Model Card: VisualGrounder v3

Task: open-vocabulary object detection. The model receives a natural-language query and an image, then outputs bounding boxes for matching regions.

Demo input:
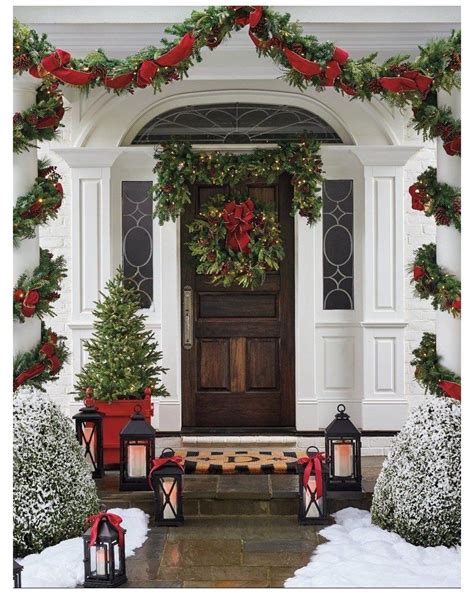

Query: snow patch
[17,508,149,588]
[285,507,460,588]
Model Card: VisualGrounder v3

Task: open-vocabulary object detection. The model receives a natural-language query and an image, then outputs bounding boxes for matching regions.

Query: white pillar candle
[95,547,107,576]
[127,444,147,477]
[163,478,177,519]
[304,476,320,518]
[334,442,353,477]
[82,426,96,465]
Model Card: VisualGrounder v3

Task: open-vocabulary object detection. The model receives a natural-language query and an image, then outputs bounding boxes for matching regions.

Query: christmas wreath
[411,332,461,400]
[13,323,69,391]
[187,195,285,288]
[409,166,460,230]
[13,160,64,245]
[14,248,67,322]
[410,243,461,318]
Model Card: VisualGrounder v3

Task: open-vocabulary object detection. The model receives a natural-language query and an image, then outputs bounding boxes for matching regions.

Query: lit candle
[163,478,177,519]
[304,476,320,518]
[127,444,146,477]
[334,442,353,477]
[96,547,107,576]
[82,426,96,466]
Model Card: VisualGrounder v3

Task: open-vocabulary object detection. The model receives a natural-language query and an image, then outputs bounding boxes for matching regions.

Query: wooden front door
[181,174,295,429]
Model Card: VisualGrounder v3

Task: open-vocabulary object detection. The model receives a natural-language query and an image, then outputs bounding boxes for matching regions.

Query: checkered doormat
[174,449,305,474]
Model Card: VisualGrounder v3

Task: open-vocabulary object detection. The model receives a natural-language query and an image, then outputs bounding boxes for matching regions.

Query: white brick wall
[36,110,436,420]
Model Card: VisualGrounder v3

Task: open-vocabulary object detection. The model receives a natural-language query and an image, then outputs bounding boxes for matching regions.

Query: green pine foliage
[74,268,168,402]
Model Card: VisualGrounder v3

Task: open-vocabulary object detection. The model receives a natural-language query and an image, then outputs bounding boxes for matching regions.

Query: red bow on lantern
[409,183,427,211]
[222,199,255,253]
[86,512,126,547]
[438,380,461,401]
[413,265,425,281]
[30,49,95,86]
[297,452,326,496]
[147,455,184,489]
[21,289,40,318]
[379,70,432,96]
[443,136,461,157]
[155,33,195,68]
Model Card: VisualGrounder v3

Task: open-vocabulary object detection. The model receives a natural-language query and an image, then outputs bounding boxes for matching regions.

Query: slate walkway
[96,456,383,588]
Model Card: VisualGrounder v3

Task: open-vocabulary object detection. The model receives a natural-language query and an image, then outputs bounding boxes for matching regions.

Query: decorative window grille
[121,181,154,309]
[132,103,343,145]
[322,180,354,310]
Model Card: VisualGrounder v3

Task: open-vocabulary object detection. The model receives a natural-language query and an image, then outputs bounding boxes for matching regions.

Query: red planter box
[92,393,154,466]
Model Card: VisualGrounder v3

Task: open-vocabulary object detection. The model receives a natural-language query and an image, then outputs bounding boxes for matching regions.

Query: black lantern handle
[306,445,319,457]
[99,502,108,513]
[337,404,346,413]
[160,447,175,458]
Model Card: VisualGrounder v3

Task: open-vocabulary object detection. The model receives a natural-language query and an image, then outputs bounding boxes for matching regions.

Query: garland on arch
[13,323,69,391]
[411,332,461,401]
[409,166,460,229]
[13,248,67,322]
[187,194,284,288]
[152,139,324,225]
[13,160,64,245]
[411,243,460,318]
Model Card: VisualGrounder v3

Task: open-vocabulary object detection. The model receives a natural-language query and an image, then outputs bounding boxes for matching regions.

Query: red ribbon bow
[379,70,432,96]
[443,136,461,157]
[409,183,427,211]
[155,33,195,67]
[137,60,159,88]
[230,6,263,28]
[413,265,425,281]
[438,380,461,401]
[87,512,125,547]
[148,455,184,489]
[222,199,255,253]
[21,289,40,318]
[30,49,95,86]
[14,332,63,390]
[297,452,326,497]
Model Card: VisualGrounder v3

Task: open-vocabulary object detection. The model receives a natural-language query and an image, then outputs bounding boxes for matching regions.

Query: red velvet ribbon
[452,297,461,312]
[21,289,40,318]
[104,72,134,89]
[137,60,159,88]
[337,82,358,96]
[14,362,47,389]
[155,33,195,67]
[230,6,263,28]
[443,136,461,156]
[13,333,63,389]
[297,453,326,497]
[409,183,427,211]
[413,265,425,280]
[379,71,432,95]
[222,199,254,253]
[438,380,461,401]
[322,60,342,86]
[332,47,349,65]
[87,512,125,547]
[284,47,322,77]
[30,49,95,86]
[148,455,184,489]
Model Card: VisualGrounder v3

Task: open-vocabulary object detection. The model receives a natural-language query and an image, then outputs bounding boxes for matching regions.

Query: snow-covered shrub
[371,396,460,547]
[14,387,100,556]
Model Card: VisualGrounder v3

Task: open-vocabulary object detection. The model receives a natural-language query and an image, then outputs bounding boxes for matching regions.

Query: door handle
[183,285,193,350]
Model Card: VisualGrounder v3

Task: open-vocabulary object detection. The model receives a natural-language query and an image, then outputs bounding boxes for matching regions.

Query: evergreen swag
[409,166,460,229]
[187,194,285,288]
[13,160,64,245]
[411,332,461,399]
[13,322,69,391]
[74,268,168,402]
[152,139,324,225]
[411,243,461,318]
[14,248,66,322]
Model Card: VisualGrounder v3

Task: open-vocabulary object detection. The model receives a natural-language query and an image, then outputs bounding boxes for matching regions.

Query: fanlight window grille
[132,103,343,144]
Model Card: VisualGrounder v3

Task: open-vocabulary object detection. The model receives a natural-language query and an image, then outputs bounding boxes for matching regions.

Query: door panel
[181,174,295,429]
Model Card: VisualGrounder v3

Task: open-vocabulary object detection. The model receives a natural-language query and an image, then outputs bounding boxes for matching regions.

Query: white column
[436,89,461,375]
[13,75,41,355]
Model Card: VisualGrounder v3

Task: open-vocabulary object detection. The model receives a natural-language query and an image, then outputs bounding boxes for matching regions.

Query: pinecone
[13,53,31,72]
[47,292,61,301]
[162,183,173,193]
[166,69,180,82]
[90,63,108,80]
[433,122,453,141]
[448,51,461,72]
[250,17,268,38]
[206,27,222,49]
[13,112,23,126]
[26,113,38,126]
[367,78,383,94]
[388,62,410,75]
[452,196,461,215]
[290,42,304,55]
[434,207,451,226]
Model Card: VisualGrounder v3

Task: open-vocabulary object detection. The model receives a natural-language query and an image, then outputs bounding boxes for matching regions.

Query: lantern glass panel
[92,544,108,577]
[304,475,323,519]
[159,477,179,520]
[332,439,355,478]
[126,441,148,478]
[82,422,97,468]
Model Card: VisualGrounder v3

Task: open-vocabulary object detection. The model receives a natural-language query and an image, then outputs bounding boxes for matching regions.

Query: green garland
[13,323,69,391]
[411,92,461,144]
[152,139,324,225]
[13,83,64,154]
[187,194,285,288]
[410,243,461,318]
[410,166,460,230]
[411,332,460,397]
[14,248,67,322]
[13,160,64,246]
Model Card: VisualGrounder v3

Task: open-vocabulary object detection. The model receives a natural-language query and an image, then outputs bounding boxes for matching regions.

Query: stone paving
[96,456,383,588]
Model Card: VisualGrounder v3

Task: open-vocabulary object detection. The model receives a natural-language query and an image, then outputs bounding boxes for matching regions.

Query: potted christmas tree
[74,268,168,465]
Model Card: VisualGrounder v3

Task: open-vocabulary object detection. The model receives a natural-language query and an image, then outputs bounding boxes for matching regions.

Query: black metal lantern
[150,448,184,527]
[297,446,329,525]
[83,507,127,588]
[325,403,362,491]
[73,397,104,479]
[119,405,155,491]
[13,560,23,588]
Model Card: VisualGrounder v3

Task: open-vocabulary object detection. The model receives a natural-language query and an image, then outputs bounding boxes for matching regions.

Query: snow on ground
[285,507,460,588]
[17,508,149,588]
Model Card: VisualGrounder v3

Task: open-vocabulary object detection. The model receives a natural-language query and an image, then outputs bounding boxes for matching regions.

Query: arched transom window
[132,102,343,144]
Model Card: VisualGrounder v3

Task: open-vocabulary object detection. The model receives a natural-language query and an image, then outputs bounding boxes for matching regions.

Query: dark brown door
[181,174,295,429]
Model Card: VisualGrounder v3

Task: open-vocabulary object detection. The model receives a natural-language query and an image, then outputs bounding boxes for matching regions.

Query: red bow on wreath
[297,452,326,496]
[20,289,40,318]
[409,183,427,211]
[147,455,184,489]
[443,136,461,157]
[222,199,255,253]
[30,48,95,86]
[14,331,62,389]
[86,512,125,547]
